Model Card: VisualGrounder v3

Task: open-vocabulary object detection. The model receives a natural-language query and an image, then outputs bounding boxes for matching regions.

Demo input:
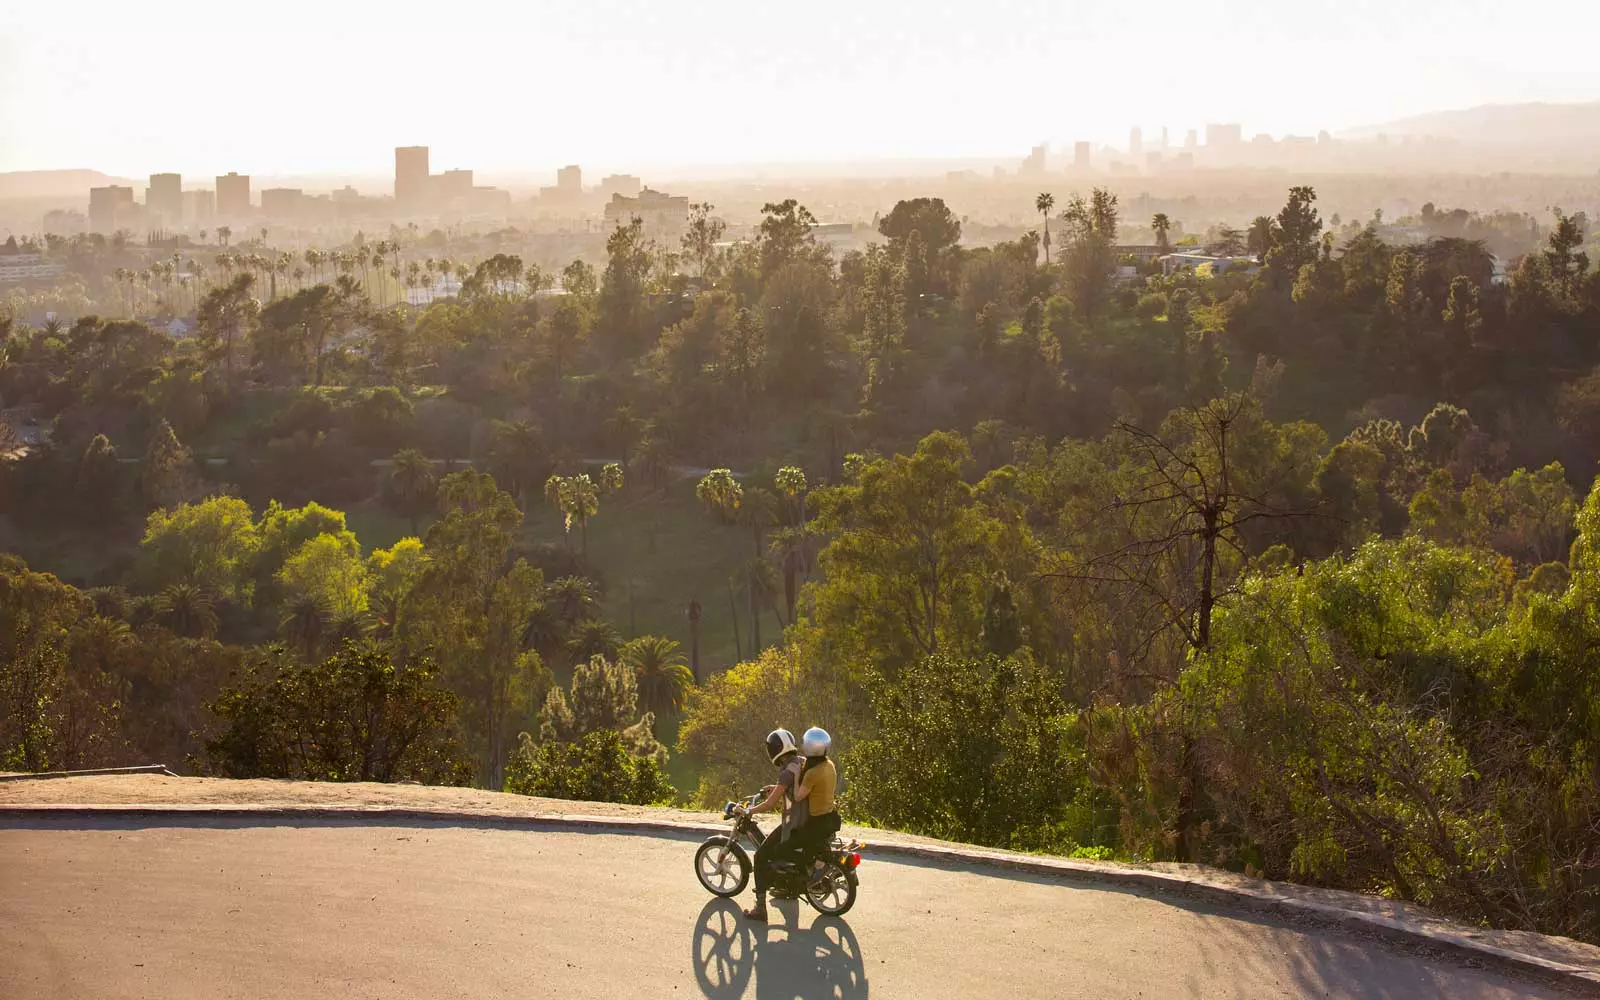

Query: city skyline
[5,0,1600,176]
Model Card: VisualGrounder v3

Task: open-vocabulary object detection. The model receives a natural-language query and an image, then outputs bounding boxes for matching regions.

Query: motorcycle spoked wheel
[694,837,752,897]
[804,863,858,915]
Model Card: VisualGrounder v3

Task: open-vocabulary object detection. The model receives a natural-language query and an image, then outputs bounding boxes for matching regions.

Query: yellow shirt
[800,759,837,815]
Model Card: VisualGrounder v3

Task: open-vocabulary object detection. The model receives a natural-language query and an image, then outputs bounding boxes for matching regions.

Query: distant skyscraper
[1160,126,1169,150]
[395,146,430,211]
[557,164,582,195]
[1205,123,1243,147]
[1185,129,1199,150]
[147,173,182,226]
[184,189,215,224]
[216,172,251,216]
[1073,141,1091,172]
[434,168,474,206]
[88,185,134,234]
[601,174,642,199]
[1129,127,1143,157]
[1019,145,1047,176]
[260,188,304,219]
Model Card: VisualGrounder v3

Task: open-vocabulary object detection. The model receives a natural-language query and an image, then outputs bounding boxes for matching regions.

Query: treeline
[4,182,1600,939]
[681,401,1600,942]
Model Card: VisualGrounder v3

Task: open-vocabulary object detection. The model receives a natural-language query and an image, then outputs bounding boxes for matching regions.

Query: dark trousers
[753,811,842,894]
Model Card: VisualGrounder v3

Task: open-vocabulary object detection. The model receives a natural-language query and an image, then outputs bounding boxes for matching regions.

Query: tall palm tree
[1152,213,1172,251]
[153,583,219,639]
[620,636,694,717]
[387,448,437,534]
[1036,192,1055,266]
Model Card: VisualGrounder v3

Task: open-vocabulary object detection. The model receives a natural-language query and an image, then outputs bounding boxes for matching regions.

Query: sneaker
[743,900,768,922]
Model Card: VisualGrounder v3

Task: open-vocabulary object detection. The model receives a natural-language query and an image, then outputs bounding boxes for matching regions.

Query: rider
[789,727,842,876]
[741,726,841,922]
[740,728,806,922]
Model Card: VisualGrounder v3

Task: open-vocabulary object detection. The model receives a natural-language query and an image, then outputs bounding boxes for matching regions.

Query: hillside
[0,169,137,201]
[1342,101,1600,145]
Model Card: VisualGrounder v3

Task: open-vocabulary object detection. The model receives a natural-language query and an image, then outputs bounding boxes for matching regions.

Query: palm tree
[620,636,694,718]
[387,448,437,534]
[280,594,330,660]
[567,618,622,662]
[1152,213,1172,251]
[1036,192,1055,266]
[769,525,808,625]
[153,583,219,638]
[547,576,600,629]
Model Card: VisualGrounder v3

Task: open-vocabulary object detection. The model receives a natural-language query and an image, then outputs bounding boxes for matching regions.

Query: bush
[203,640,471,785]
[503,729,674,805]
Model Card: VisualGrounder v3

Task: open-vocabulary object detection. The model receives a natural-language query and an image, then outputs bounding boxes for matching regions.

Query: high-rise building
[1205,123,1243,147]
[1073,141,1092,172]
[88,185,135,234]
[184,189,216,224]
[147,173,183,226]
[1129,127,1143,157]
[260,188,304,219]
[600,174,642,199]
[557,165,582,195]
[1185,129,1199,149]
[395,146,430,211]
[1019,145,1047,176]
[434,168,474,206]
[216,172,251,216]
[1160,126,1169,150]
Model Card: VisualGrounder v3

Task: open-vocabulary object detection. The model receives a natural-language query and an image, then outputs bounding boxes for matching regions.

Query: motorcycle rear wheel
[695,837,752,897]
[805,864,857,915]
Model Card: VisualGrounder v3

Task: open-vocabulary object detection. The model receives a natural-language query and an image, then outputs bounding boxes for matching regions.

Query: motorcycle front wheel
[695,837,752,897]
[805,864,858,915]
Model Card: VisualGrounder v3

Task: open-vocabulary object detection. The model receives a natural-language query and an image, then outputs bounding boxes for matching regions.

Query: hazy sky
[3,0,1598,179]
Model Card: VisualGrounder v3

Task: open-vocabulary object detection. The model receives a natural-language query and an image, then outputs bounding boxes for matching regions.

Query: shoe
[743,900,768,922]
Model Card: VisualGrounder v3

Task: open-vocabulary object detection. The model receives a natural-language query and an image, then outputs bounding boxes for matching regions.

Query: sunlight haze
[5,0,1598,177]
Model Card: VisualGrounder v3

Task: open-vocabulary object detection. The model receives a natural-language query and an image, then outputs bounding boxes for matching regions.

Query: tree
[204,641,471,785]
[196,273,259,389]
[682,202,727,279]
[152,582,221,639]
[757,199,821,280]
[1058,189,1119,326]
[596,217,654,359]
[1152,213,1172,251]
[139,419,202,510]
[386,449,438,535]
[277,532,368,619]
[1035,193,1055,266]
[620,635,695,718]
[139,496,261,603]
[544,470,618,555]
[485,420,550,511]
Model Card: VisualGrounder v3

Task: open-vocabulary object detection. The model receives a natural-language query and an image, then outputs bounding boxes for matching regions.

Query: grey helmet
[801,726,832,757]
[765,728,799,764]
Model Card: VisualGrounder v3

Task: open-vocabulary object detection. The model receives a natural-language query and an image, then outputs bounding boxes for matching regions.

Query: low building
[0,238,66,284]
[1161,252,1259,277]
[43,210,87,236]
[603,187,689,235]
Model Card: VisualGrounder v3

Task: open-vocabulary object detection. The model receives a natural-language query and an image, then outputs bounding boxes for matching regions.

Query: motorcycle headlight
[723,802,736,819]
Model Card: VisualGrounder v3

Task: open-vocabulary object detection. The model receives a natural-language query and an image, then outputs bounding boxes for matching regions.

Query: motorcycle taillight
[847,852,861,868]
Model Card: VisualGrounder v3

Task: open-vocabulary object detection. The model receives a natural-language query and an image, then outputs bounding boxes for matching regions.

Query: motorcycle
[694,791,863,915]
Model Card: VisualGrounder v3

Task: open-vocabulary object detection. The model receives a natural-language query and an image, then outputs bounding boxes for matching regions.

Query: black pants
[754,811,842,894]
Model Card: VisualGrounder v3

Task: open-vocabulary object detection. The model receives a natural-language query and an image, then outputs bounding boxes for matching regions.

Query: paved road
[0,816,1573,1000]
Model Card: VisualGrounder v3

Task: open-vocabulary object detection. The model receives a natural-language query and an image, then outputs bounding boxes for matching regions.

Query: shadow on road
[692,897,868,1000]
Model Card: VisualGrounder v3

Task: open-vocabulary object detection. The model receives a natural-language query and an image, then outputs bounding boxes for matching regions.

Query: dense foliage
[5,186,1600,935]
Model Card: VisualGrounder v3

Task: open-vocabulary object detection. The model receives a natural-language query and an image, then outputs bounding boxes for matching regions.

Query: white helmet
[801,726,832,757]
[765,728,798,764]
